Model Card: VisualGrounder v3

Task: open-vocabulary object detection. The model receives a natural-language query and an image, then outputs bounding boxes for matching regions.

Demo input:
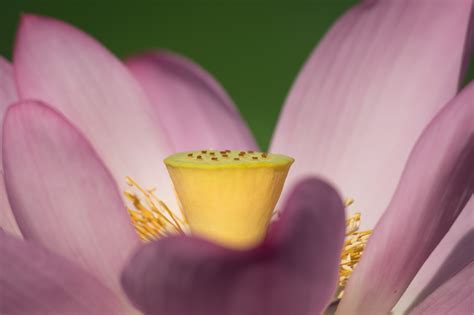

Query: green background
[1,1,472,150]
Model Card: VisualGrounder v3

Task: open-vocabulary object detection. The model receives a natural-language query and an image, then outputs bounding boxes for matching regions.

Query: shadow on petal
[394,198,474,314]
[409,262,474,315]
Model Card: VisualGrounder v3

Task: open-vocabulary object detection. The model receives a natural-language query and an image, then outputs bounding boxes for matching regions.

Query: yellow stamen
[337,199,372,300]
[125,163,370,298]
[124,176,186,241]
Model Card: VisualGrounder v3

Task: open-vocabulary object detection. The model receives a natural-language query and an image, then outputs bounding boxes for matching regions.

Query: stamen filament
[337,199,372,300]
[125,176,185,241]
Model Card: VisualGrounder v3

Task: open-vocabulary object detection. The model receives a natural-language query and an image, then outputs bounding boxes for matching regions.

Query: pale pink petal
[14,14,177,209]
[271,0,473,229]
[126,51,257,151]
[336,83,474,315]
[3,100,140,302]
[410,262,474,315]
[121,178,345,315]
[0,57,21,237]
[394,198,474,314]
[0,232,126,315]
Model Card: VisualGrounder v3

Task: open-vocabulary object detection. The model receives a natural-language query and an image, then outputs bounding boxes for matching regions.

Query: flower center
[124,150,371,294]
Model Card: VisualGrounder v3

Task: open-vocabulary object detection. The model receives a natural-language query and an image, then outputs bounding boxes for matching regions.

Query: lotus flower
[1,0,473,314]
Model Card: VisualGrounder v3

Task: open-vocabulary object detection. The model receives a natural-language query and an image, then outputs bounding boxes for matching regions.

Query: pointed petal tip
[126,49,258,151]
[16,13,66,44]
[4,100,70,137]
[13,12,176,208]
[126,49,233,110]
[127,48,236,110]
[18,12,73,31]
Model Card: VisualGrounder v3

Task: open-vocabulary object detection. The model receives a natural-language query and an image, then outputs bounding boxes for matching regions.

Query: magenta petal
[0,57,21,237]
[0,232,125,314]
[337,83,474,315]
[409,262,474,315]
[271,0,473,229]
[14,14,177,207]
[394,198,474,314]
[3,101,140,299]
[121,178,345,315]
[126,51,258,151]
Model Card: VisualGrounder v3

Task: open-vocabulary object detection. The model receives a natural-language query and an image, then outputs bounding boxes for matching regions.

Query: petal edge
[3,100,140,300]
[337,82,474,314]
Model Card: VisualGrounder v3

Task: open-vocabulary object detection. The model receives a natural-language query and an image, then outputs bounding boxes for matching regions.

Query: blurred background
[1,0,472,150]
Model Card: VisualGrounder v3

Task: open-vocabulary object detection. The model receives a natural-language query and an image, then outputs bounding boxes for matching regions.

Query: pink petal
[126,51,258,151]
[336,83,474,315]
[0,57,21,237]
[271,0,473,229]
[0,232,125,314]
[14,14,177,208]
[121,178,345,315]
[394,198,474,314]
[410,262,474,315]
[2,100,141,301]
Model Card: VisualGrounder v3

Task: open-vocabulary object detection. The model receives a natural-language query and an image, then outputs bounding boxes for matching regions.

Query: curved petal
[394,197,474,314]
[2,100,141,301]
[13,14,176,209]
[271,0,474,229]
[121,178,345,315]
[0,57,20,237]
[337,83,474,315]
[409,262,474,315]
[126,51,258,152]
[0,232,125,315]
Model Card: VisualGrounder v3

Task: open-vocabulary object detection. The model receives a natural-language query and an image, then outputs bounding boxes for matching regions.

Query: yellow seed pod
[164,150,294,248]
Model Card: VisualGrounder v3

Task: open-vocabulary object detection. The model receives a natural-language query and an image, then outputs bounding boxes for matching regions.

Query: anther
[197,155,202,159]
[201,150,207,154]
[234,158,240,160]
[337,209,372,300]
[211,157,218,161]
[252,157,258,160]
[124,177,185,242]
